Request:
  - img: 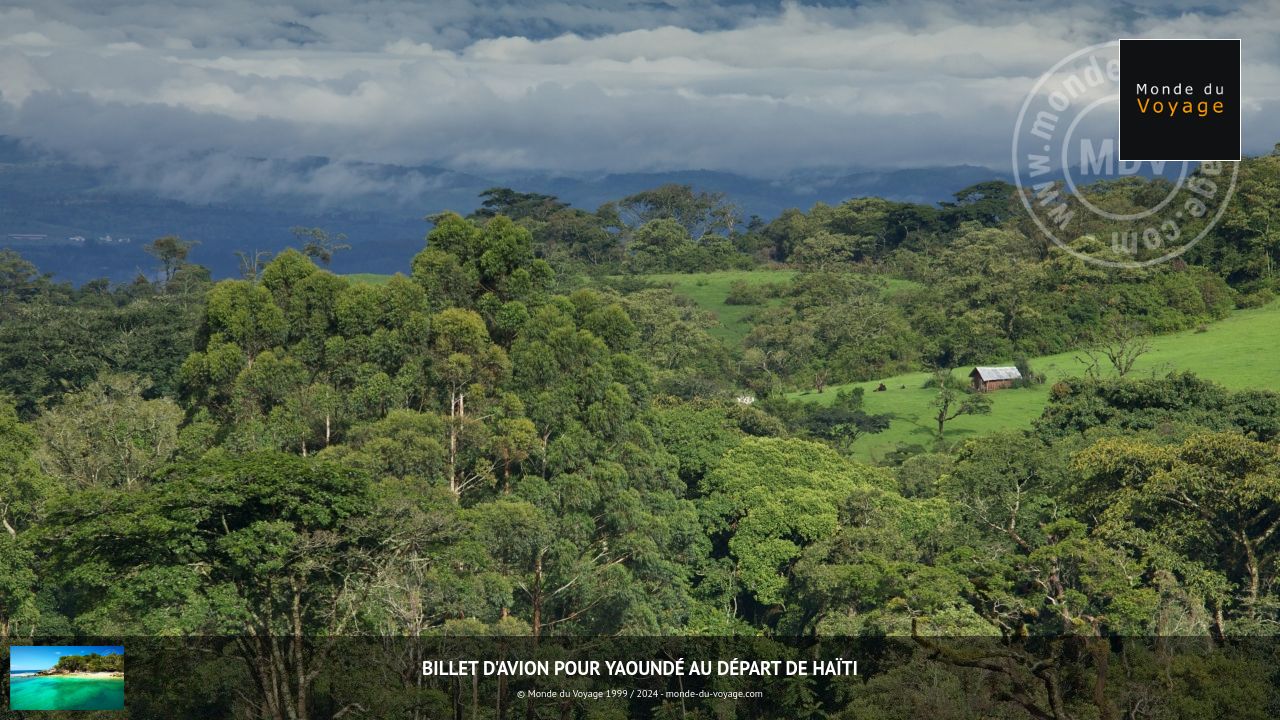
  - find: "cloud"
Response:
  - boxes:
[1,0,1277,203]
[0,48,52,104]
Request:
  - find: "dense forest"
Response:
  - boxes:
[45,652,124,675]
[3,151,1280,719]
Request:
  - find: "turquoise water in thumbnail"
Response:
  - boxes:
[9,674,125,710]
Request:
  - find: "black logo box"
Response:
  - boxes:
[1119,38,1241,161]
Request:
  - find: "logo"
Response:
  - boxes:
[1119,39,1241,162]
[1012,41,1238,268]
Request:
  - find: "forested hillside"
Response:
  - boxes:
[3,153,1280,718]
[0,136,1003,284]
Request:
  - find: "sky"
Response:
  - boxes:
[1,0,1278,200]
[9,646,125,672]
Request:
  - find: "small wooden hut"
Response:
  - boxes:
[969,366,1022,392]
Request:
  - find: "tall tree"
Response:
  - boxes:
[44,452,376,720]
[1078,432,1280,630]
[0,249,45,307]
[36,374,183,489]
[144,235,198,282]
[428,308,511,499]
[291,227,351,267]
[701,437,893,611]
[615,184,738,238]
[469,188,568,222]
[201,279,288,363]
[0,397,51,538]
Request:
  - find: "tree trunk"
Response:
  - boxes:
[1241,531,1261,611]
[448,391,465,498]
[1088,638,1117,720]
[453,676,463,720]
[531,551,544,640]
[1211,602,1226,645]
[292,582,308,720]
[498,675,507,720]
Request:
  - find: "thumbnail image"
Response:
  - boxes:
[8,645,124,711]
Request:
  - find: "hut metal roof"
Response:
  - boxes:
[971,366,1022,381]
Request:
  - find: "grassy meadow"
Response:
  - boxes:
[344,272,395,285]
[792,300,1280,462]
[638,269,918,344]
[638,270,795,343]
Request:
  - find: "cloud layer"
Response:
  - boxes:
[3,0,1279,198]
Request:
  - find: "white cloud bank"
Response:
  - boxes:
[1,0,1278,187]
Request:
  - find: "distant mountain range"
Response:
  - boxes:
[0,136,1006,283]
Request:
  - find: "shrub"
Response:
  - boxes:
[1238,288,1275,309]
[725,280,768,306]
[1014,356,1045,387]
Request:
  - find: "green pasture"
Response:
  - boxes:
[344,272,395,285]
[792,300,1280,463]
[640,270,918,344]
[639,270,795,343]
